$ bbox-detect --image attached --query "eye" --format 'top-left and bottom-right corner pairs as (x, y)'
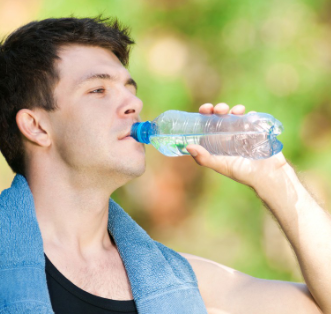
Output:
(126, 84), (137, 95)
(89, 88), (105, 94)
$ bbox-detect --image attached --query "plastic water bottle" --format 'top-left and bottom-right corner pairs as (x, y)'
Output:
(130, 110), (284, 159)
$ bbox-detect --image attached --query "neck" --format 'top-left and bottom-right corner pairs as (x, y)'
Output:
(26, 167), (121, 257)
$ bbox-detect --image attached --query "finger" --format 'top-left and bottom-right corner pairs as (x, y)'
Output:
(199, 103), (214, 114)
(214, 103), (230, 115)
(229, 104), (245, 115)
(186, 144), (217, 168)
(247, 110), (257, 114)
(186, 144), (242, 179)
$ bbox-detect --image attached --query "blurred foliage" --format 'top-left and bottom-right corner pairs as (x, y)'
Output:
(1, 0), (331, 282)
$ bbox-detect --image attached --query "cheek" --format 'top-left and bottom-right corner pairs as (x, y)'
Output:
(49, 101), (116, 166)
(53, 116), (112, 165)
(51, 118), (86, 163)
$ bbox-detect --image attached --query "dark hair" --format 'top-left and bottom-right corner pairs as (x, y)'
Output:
(0, 17), (134, 175)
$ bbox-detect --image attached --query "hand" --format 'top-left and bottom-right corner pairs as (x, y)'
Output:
(186, 103), (288, 189)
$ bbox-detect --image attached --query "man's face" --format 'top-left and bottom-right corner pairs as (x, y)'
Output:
(47, 45), (146, 184)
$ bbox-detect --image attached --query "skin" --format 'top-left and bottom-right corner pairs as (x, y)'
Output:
(185, 104), (331, 313)
(17, 45), (145, 300)
(15, 45), (331, 313)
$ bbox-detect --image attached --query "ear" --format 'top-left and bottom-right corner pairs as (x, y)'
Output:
(16, 109), (51, 147)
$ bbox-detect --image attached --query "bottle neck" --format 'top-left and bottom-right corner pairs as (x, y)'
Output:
(130, 121), (154, 144)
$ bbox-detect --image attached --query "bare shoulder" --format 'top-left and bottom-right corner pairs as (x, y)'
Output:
(179, 253), (322, 314)
(180, 252), (249, 279)
(179, 252), (252, 312)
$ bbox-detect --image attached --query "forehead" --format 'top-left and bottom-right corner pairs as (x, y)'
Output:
(55, 45), (130, 83)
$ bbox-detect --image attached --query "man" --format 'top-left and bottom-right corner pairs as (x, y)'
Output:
(0, 17), (330, 314)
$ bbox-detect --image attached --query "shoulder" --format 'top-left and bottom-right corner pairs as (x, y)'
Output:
(179, 253), (321, 314)
(179, 252), (252, 285)
(179, 252), (252, 310)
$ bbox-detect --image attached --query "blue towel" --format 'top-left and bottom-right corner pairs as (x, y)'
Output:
(0, 174), (208, 313)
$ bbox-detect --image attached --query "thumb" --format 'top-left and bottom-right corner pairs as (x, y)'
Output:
(186, 144), (218, 168)
(186, 144), (238, 179)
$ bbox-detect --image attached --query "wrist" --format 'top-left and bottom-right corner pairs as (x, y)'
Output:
(252, 160), (298, 202)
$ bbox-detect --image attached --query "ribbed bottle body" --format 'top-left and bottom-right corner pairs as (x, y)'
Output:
(131, 110), (284, 159)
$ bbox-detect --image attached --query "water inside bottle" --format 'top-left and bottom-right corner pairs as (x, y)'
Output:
(149, 131), (283, 159)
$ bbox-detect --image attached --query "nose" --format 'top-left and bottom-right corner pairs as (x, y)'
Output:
(119, 94), (143, 121)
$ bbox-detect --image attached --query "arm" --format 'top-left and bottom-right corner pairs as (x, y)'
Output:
(185, 103), (331, 314)
(254, 156), (331, 313)
(180, 252), (322, 314)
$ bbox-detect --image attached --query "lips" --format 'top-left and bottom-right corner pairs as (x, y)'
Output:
(118, 120), (141, 140)
(118, 130), (133, 140)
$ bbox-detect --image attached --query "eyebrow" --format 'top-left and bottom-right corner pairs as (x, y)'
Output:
(75, 73), (138, 92)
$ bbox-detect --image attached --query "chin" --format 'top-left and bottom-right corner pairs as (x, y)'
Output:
(129, 164), (146, 178)
(117, 161), (146, 181)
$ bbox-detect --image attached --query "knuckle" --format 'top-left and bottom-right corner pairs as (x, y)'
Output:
(194, 155), (207, 167)
(194, 157), (203, 166)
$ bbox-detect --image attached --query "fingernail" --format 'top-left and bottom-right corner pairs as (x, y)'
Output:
(189, 149), (198, 157)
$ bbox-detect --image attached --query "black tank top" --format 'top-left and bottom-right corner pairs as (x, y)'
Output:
(45, 254), (138, 314)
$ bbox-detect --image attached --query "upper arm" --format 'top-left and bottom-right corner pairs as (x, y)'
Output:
(180, 253), (323, 314)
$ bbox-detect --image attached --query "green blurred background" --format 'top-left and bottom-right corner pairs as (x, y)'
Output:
(1, 0), (331, 282)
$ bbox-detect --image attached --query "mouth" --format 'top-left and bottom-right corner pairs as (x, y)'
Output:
(122, 135), (133, 140)
(119, 130), (133, 140)
(119, 121), (141, 140)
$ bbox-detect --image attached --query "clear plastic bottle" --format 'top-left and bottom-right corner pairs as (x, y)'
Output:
(130, 110), (284, 159)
